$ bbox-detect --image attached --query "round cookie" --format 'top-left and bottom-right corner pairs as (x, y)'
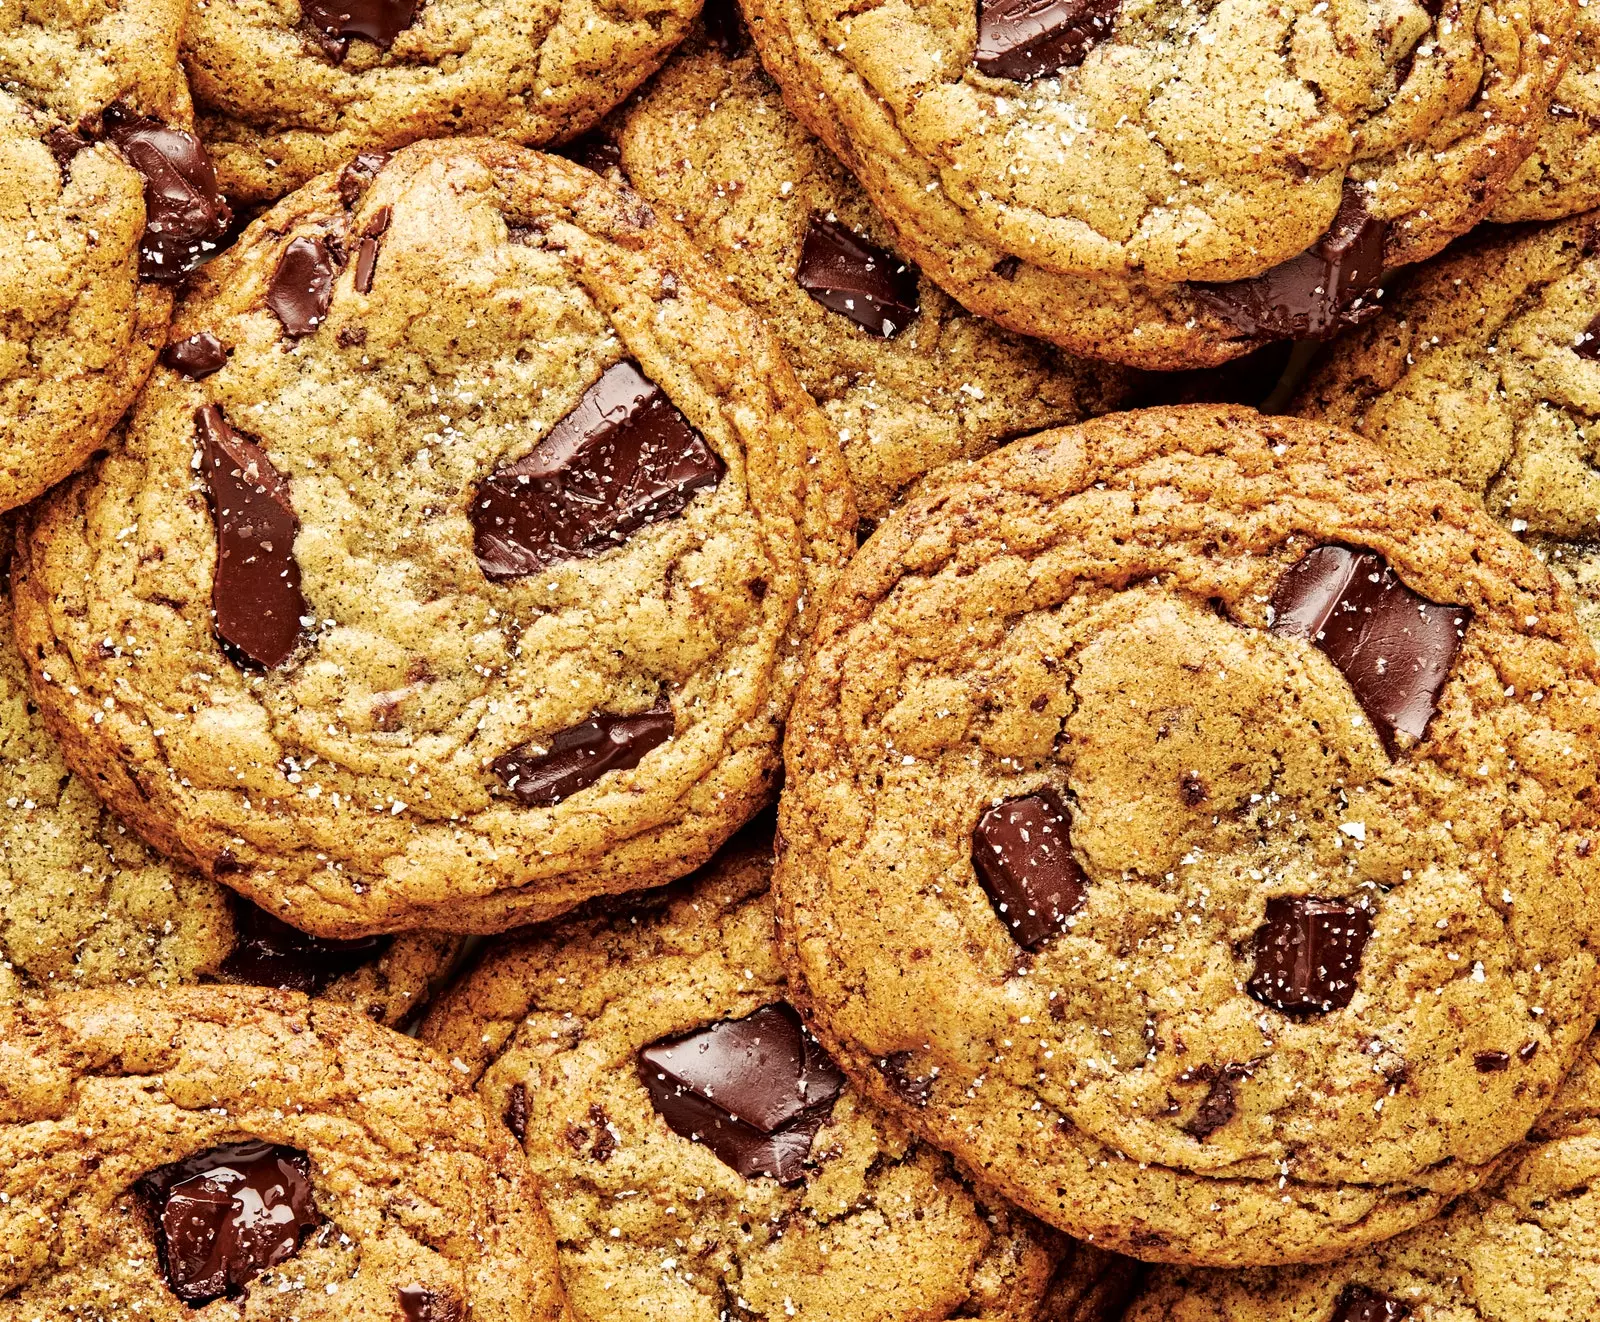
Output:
(774, 405), (1600, 1267)
(0, 0), (231, 512)
(420, 829), (1137, 1322)
(1122, 1026), (1600, 1321)
(742, 0), (1572, 368)
(12, 139), (856, 939)
(0, 985), (570, 1318)
(185, 0), (705, 205)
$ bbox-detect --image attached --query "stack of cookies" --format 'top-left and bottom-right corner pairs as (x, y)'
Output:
(5, 0), (1600, 1316)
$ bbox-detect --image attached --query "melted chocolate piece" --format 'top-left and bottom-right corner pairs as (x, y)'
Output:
(162, 331), (228, 379)
(795, 216), (920, 337)
(1332, 1284), (1412, 1322)
(1474, 1050), (1511, 1072)
(217, 898), (388, 995)
(879, 1051), (935, 1107)
(302, 0), (419, 52)
(354, 205), (390, 295)
(197, 405), (308, 669)
(267, 236), (337, 336)
(1194, 184), (1387, 340)
(471, 361), (723, 579)
(1576, 312), (1600, 360)
(397, 1285), (465, 1322)
(638, 1003), (844, 1184)
(137, 1142), (318, 1304)
(104, 111), (232, 283)
(975, 0), (1120, 80)
(1179, 1061), (1256, 1140)
(45, 125), (91, 172)
(492, 701), (674, 806)
(1248, 897), (1371, 1015)
(1270, 544), (1469, 752)
(972, 788), (1086, 949)
(338, 151), (391, 205)
(504, 1082), (530, 1141)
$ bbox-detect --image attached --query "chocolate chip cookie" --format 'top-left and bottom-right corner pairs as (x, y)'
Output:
(12, 139), (855, 939)
(742, 0), (1572, 368)
(421, 828), (1134, 1321)
(0, 985), (570, 1318)
(775, 405), (1600, 1266)
(0, 0), (231, 513)
(185, 0), (705, 205)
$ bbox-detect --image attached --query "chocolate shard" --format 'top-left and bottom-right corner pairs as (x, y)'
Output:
(1194, 184), (1387, 340)
(972, 787), (1086, 949)
(1178, 1060), (1257, 1141)
(1332, 1284), (1412, 1322)
(217, 898), (388, 995)
(1575, 312), (1600, 361)
(504, 1082), (530, 1141)
(267, 235), (337, 336)
(397, 1285), (465, 1322)
(638, 1003), (845, 1184)
(353, 205), (391, 295)
(795, 215), (920, 338)
(44, 125), (91, 172)
(162, 331), (228, 380)
(471, 361), (723, 579)
(1270, 544), (1469, 753)
(492, 701), (674, 807)
(302, 0), (419, 50)
(1474, 1050), (1512, 1072)
(103, 110), (232, 283)
(1248, 896), (1372, 1015)
(879, 1051), (936, 1107)
(975, 0), (1120, 80)
(136, 1142), (318, 1304)
(338, 151), (391, 205)
(196, 405), (309, 669)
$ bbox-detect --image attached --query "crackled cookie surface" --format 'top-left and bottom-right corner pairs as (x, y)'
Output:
(421, 831), (1132, 1322)
(186, 0), (704, 203)
(0, 986), (569, 1318)
(775, 406), (1600, 1267)
(743, 0), (1570, 367)
(0, 0), (231, 512)
(12, 139), (854, 939)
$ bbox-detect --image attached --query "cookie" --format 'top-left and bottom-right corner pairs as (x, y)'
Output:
(741, 0), (1571, 369)
(1122, 1026), (1600, 1320)
(0, 985), (570, 1318)
(0, 0), (232, 512)
(11, 139), (855, 939)
(421, 828), (1133, 1322)
(185, 0), (705, 205)
(774, 405), (1600, 1266)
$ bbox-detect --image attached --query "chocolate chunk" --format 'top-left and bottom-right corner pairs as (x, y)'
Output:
(103, 111), (232, 283)
(267, 236), (337, 336)
(471, 361), (723, 579)
(492, 701), (675, 806)
(1178, 1061), (1256, 1141)
(1194, 184), (1387, 340)
(398, 1285), (464, 1322)
(638, 1003), (844, 1184)
(504, 1082), (530, 1141)
(196, 405), (308, 669)
(1332, 1285), (1412, 1322)
(217, 898), (388, 995)
(137, 1142), (318, 1304)
(972, 788), (1086, 949)
(1518, 1040), (1540, 1062)
(879, 1051), (935, 1107)
(338, 151), (391, 205)
(562, 132), (623, 175)
(302, 0), (418, 52)
(162, 331), (228, 380)
(1248, 897), (1372, 1015)
(975, 0), (1120, 80)
(795, 216), (919, 337)
(1474, 1050), (1512, 1072)
(44, 125), (91, 172)
(354, 205), (390, 295)
(1270, 544), (1469, 753)
(1576, 312), (1600, 360)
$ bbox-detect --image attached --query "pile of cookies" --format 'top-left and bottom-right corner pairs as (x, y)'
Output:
(5, 0), (1600, 1315)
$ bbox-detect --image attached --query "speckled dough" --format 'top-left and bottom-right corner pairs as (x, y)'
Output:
(12, 139), (855, 939)
(186, 0), (705, 203)
(774, 406), (1600, 1266)
(0, 986), (571, 1319)
(742, 0), (1572, 368)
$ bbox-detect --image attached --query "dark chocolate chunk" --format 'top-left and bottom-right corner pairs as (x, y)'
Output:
(338, 151), (391, 205)
(1270, 544), (1469, 753)
(492, 701), (674, 806)
(217, 898), (388, 995)
(267, 236), (337, 336)
(1248, 897), (1372, 1015)
(104, 110), (232, 283)
(196, 405), (308, 669)
(353, 205), (390, 295)
(1194, 184), (1387, 340)
(302, 0), (418, 52)
(1576, 312), (1600, 360)
(972, 787), (1086, 949)
(975, 0), (1120, 80)
(162, 331), (228, 380)
(1331, 1284), (1412, 1322)
(1178, 1061), (1256, 1141)
(504, 1082), (530, 1141)
(795, 215), (919, 337)
(137, 1142), (318, 1304)
(638, 1003), (844, 1184)
(1518, 1040), (1540, 1062)
(879, 1051), (935, 1107)
(45, 125), (91, 172)
(1474, 1050), (1511, 1072)
(471, 361), (723, 579)
(398, 1285), (465, 1322)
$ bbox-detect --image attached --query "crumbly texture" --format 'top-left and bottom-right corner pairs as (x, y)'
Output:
(607, 29), (1130, 519)
(1124, 1028), (1600, 1320)
(0, 985), (571, 1320)
(774, 405), (1600, 1266)
(12, 139), (855, 939)
(186, 0), (704, 203)
(420, 833), (1103, 1322)
(742, 0), (1571, 368)
(0, 0), (189, 512)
